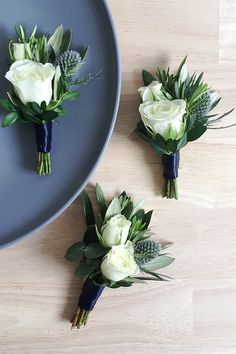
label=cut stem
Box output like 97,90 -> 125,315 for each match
37,152 -> 51,176
71,307 -> 90,329
163,179 -> 178,200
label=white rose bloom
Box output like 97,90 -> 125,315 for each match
101,214 -> 131,248
12,43 -> 31,61
139,99 -> 186,140
101,241 -> 139,282
5,59 -> 55,105
138,81 -> 166,102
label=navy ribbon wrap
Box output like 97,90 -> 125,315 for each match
162,151 -> 180,180
34,122 -> 52,153
78,279 -> 105,311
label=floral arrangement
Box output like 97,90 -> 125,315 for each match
65,184 -> 174,329
136,57 -> 235,199
0,25 -> 89,175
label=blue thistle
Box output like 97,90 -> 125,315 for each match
54,50 -> 82,77
134,240 -> 160,266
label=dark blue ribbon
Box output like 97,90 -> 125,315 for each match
162,151 -> 180,180
34,122 -> 52,153
78,279 -> 105,311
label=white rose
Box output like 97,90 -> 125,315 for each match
139,99 -> 186,140
101,214 -> 131,248
12,43 -> 31,61
101,241 -> 139,282
5,59 -> 55,105
138,81 -> 166,102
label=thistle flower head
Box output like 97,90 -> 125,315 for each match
134,240 -> 160,266
54,50 -> 82,77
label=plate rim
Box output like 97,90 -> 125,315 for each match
0,0 -> 121,249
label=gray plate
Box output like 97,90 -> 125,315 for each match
0,0 -> 120,248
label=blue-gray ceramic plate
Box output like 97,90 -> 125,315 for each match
0,0 -> 120,247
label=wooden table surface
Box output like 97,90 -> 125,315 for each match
1,1 -> 236,353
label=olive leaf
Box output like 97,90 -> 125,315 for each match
141,255 -> 175,271
82,191 -> 95,227
104,197 -> 121,221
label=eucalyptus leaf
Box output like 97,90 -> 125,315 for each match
187,125 -> 207,142
75,259 -> 100,280
64,241 -> 85,262
150,140 -> 167,156
105,197 -> 121,220
84,242 -> 107,259
141,255 -> 175,271
129,199 -> 145,219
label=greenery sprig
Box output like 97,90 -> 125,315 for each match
65,184 -> 174,328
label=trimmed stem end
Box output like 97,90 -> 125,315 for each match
37,152 -> 51,176
71,308 -> 90,329
163,179 -> 178,199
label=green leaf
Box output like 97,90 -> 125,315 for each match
129,199 -> 145,219
109,280 -> 133,288
95,183 -> 107,219
42,110 -> 58,122
187,125 -> 207,142
29,102 -> 41,114
83,225 -> 98,245
1,112 -> 19,127
142,69 -> 155,86
63,91 -> 80,101
75,259 -> 100,280
82,190 -> 95,227
0,98 -> 15,111
150,140 -> 167,156
64,241 -> 85,262
105,197 -> 121,220
80,46 -> 89,60
177,133 -> 188,150
122,200 -> 133,219
141,255 -> 175,271
41,101 -> 47,111
84,242 -> 107,259
143,210 -> 153,229
60,29 -> 72,52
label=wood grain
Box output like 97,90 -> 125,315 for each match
1,0 -> 236,353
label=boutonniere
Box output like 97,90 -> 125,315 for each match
0,25 -> 90,175
65,184 -> 174,329
136,57 -> 235,199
